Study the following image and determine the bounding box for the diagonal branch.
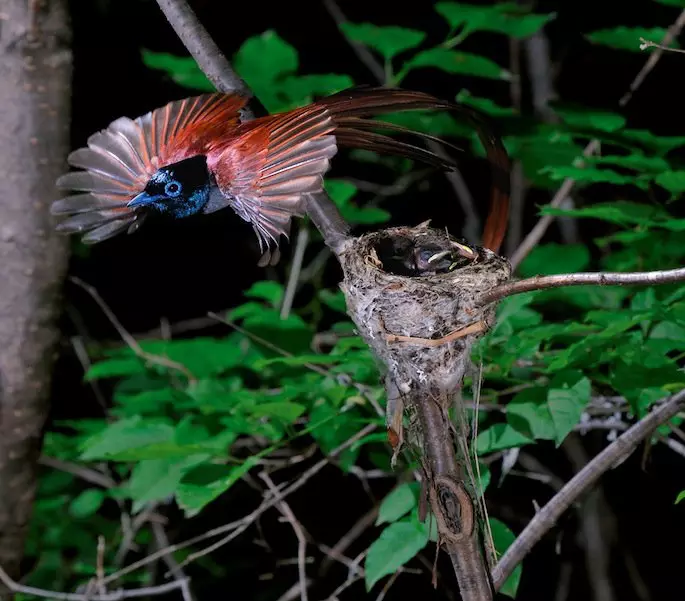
[492,387,685,590]
[478,266,685,306]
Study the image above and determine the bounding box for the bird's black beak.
[127,191,157,209]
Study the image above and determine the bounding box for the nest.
[337,222,511,393]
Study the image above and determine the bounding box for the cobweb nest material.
[337,222,511,394]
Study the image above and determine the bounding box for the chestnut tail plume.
[316,86,511,253]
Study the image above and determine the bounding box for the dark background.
[51,1,684,599]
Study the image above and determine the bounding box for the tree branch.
[155,0,251,97]
[478,267,685,306]
[492,387,685,590]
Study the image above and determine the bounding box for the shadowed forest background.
[4,0,685,600]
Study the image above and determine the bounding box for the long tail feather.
[315,86,511,253]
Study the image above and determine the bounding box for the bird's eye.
[165,180,182,197]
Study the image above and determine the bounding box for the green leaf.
[676,490,685,504]
[456,90,516,117]
[325,179,357,205]
[547,371,591,446]
[540,200,670,228]
[507,388,557,442]
[540,165,649,189]
[340,23,426,60]
[518,243,590,277]
[621,129,685,154]
[553,105,625,132]
[656,0,685,5]
[476,423,533,454]
[176,456,260,517]
[436,2,553,40]
[655,171,685,194]
[126,456,207,513]
[404,48,510,81]
[233,30,298,112]
[69,489,105,519]
[248,401,306,423]
[489,518,522,597]
[79,417,174,461]
[244,280,284,307]
[141,50,214,91]
[586,27,677,52]
[590,153,670,173]
[365,521,429,590]
[279,73,354,104]
[376,483,419,525]
[85,358,145,381]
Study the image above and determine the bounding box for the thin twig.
[70,277,195,381]
[261,473,309,601]
[281,227,310,319]
[513,11,685,268]
[492,387,685,590]
[38,456,116,489]
[478,266,685,306]
[0,564,189,601]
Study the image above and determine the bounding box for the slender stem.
[478,267,685,306]
[492,387,685,590]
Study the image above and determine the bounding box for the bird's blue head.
[128,155,212,219]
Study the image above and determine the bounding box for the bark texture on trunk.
[0,0,72,596]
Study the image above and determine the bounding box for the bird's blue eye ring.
[165,180,182,197]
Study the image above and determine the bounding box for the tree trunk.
[0,0,72,596]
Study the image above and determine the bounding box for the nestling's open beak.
[127,191,157,209]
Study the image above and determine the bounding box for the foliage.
[29,1,685,599]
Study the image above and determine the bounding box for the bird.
[52,86,510,266]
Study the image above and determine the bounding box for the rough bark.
[0,0,72,596]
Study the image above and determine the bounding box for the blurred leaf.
[540,200,671,228]
[518,243,590,277]
[547,371,591,446]
[248,401,306,423]
[676,490,685,504]
[69,490,105,519]
[621,129,685,154]
[655,171,685,194]
[80,417,174,461]
[507,388,556,441]
[456,90,516,117]
[176,457,260,517]
[404,48,510,81]
[85,358,145,381]
[340,23,426,60]
[553,105,625,132]
[365,521,429,590]
[245,280,284,307]
[436,2,553,39]
[489,518,522,597]
[541,165,649,189]
[376,483,418,525]
[141,50,214,91]
[476,423,533,454]
[586,27,677,52]
[590,153,670,173]
[127,456,207,513]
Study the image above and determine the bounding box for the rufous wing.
[208,106,339,266]
[52,93,248,244]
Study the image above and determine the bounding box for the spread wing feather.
[52,93,248,243]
